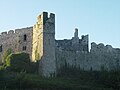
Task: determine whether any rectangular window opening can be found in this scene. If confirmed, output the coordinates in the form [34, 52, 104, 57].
[23, 46, 26, 51]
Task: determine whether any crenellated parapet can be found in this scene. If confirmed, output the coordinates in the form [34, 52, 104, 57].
[34, 12, 55, 34]
[8, 30, 14, 34]
[0, 27, 32, 38]
[0, 30, 15, 41]
[0, 31, 14, 37]
[1, 31, 7, 35]
[90, 42, 117, 54]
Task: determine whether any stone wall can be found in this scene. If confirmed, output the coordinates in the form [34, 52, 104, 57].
[56, 29, 89, 52]
[0, 27, 33, 63]
[56, 42, 120, 71]
[0, 11, 120, 78]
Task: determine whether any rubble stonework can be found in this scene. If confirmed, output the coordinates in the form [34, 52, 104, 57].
[32, 12, 56, 77]
[0, 27, 33, 63]
[0, 12, 120, 77]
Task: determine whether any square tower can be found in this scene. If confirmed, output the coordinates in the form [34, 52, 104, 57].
[32, 12, 56, 77]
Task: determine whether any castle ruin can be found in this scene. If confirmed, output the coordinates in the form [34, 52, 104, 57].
[0, 12, 120, 77]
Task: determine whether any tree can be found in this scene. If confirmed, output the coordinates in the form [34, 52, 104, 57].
[2, 48, 13, 63]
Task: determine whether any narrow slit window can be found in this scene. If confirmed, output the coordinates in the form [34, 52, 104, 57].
[48, 39, 50, 45]
[24, 34, 27, 41]
[23, 46, 26, 51]
[0, 45, 2, 52]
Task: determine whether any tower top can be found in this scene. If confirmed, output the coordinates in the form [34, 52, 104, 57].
[74, 28, 78, 38]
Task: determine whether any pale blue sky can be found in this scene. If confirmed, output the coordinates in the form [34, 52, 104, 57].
[0, 0, 120, 48]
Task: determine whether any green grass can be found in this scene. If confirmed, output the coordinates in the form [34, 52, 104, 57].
[0, 71, 115, 90]
[0, 62, 120, 90]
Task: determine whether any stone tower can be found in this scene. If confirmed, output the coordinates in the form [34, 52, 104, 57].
[32, 12, 56, 77]
[81, 34, 89, 52]
[72, 28, 79, 46]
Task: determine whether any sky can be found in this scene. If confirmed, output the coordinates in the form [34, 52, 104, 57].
[0, 0, 120, 48]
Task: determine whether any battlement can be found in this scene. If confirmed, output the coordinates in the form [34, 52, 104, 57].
[0, 27, 33, 38]
[90, 42, 115, 53]
[0, 31, 15, 39]
[8, 30, 14, 34]
[1, 32, 7, 36]
[37, 12, 55, 25]
[41, 12, 55, 20]
[15, 27, 33, 33]
[34, 12, 55, 35]
[81, 35, 89, 40]
[91, 42, 113, 49]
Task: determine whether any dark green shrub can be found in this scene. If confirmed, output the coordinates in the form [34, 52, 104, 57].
[4, 53, 37, 73]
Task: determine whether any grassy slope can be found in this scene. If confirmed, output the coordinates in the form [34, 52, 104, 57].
[0, 71, 114, 90]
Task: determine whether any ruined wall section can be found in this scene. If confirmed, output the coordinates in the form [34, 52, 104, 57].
[55, 29, 90, 71]
[15, 27, 33, 59]
[56, 42, 120, 71]
[0, 27, 33, 63]
[55, 39, 72, 51]
[72, 28, 79, 46]
[55, 48, 90, 71]
[80, 35, 89, 52]
[90, 42, 120, 71]
[56, 29, 89, 52]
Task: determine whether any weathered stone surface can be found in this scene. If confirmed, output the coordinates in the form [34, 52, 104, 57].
[32, 12, 56, 77]
[56, 41, 120, 72]
[0, 11, 120, 77]
[0, 27, 33, 63]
